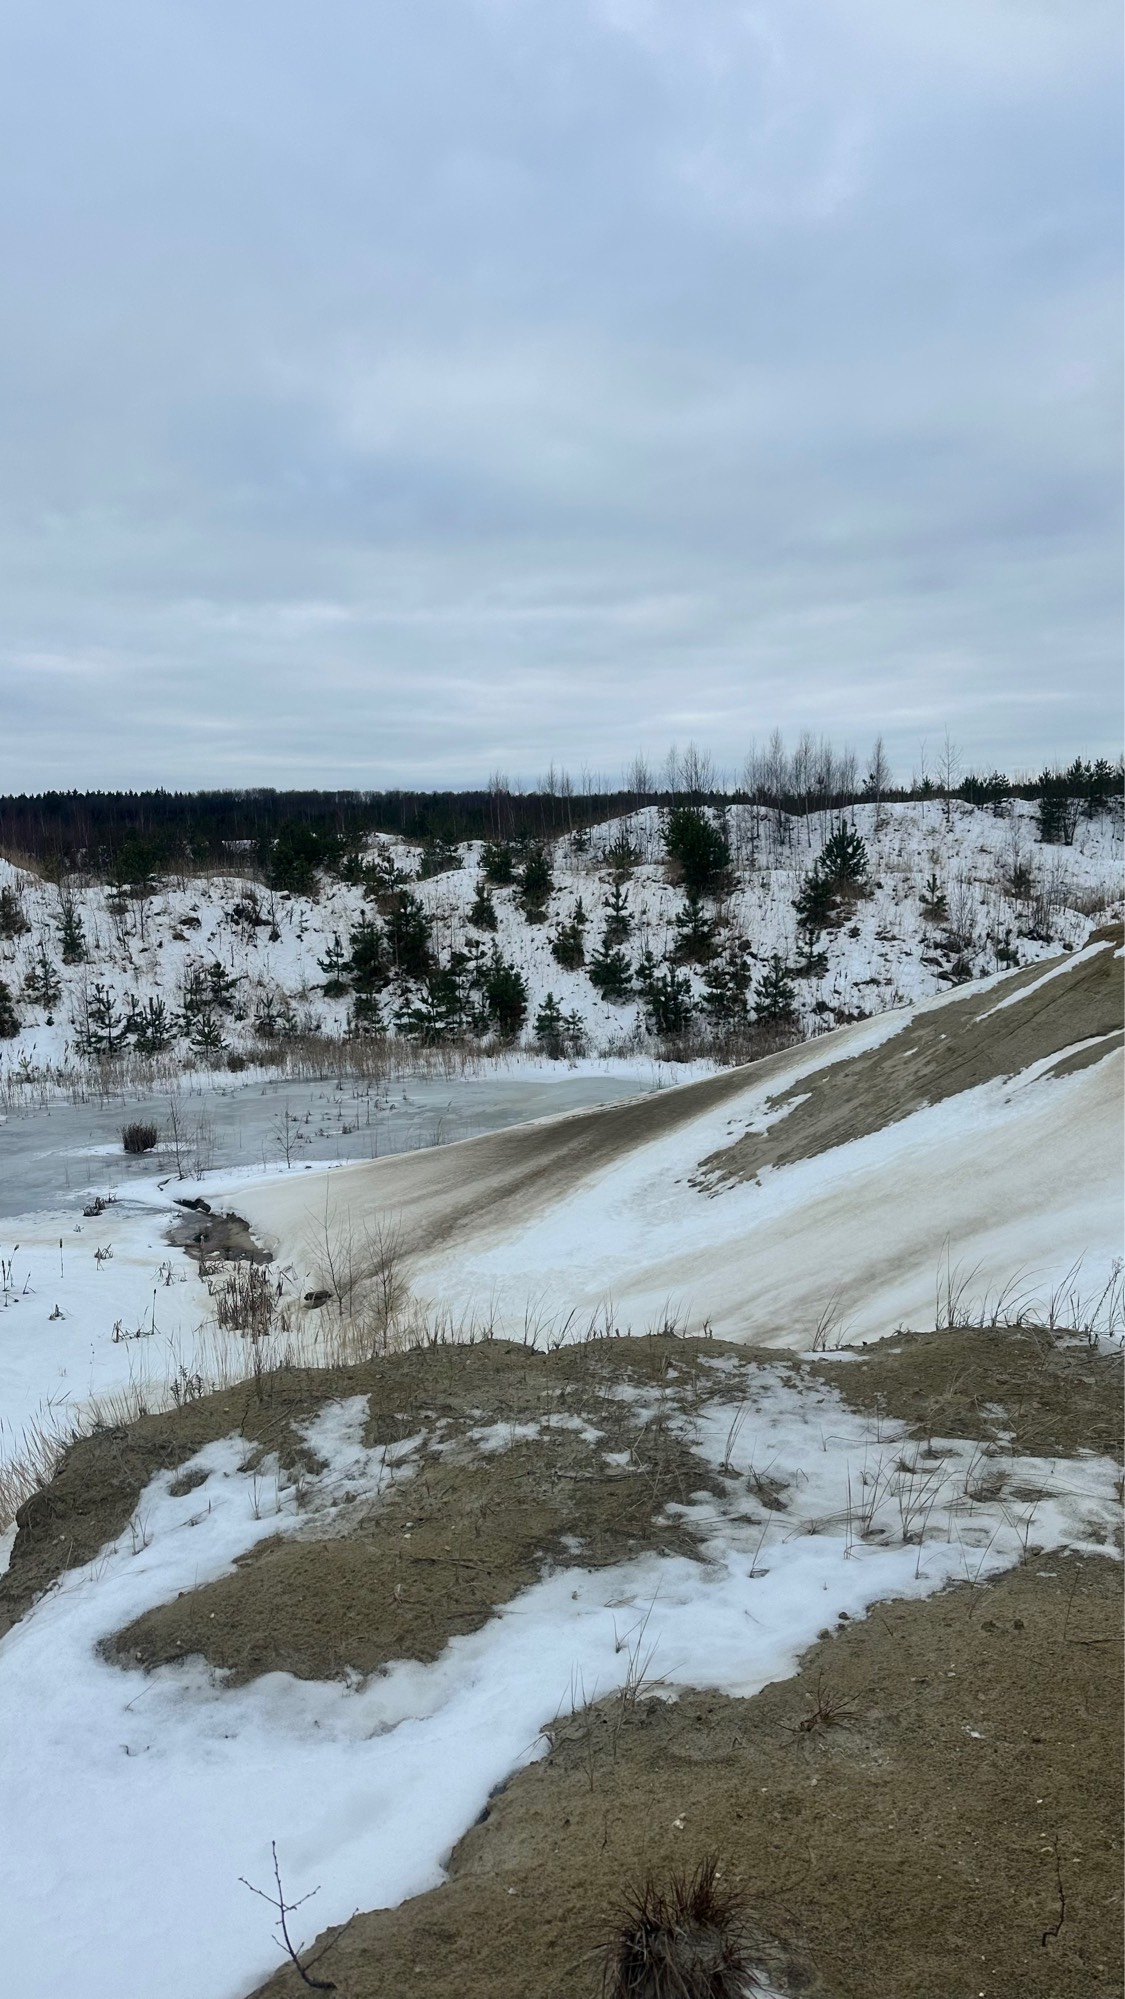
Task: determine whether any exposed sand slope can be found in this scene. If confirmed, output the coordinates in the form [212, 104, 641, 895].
[236, 934, 1123, 1347]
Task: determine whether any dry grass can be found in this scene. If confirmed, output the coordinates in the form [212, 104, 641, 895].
[600, 1856, 757, 1999]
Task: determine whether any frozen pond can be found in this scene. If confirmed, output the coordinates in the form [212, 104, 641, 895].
[0, 1067, 661, 1220]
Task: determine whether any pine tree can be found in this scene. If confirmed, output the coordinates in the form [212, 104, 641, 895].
[1036, 770, 1081, 846]
[819, 821, 869, 888]
[417, 837, 462, 880]
[601, 880, 632, 949]
[604, 831, 641, 877]
[481, 947, 528, 1038]
[317, 932, 351, 998]
[662, 804, 730, 895]
[518, 846, 553, 923]
[794, 866, 835, 949]
[671, 889, 719, 964]
[550, 899, 587, 969]
[383, 890, 433, 979]
[480, 841, 516, 885]
[397, 962, 469, 1042]
[534, 992, 566, 1058]
[468, 883, 498, 932]
[189, 1004, 225, 1054]
[349, 988, 384, 1035]
[701, 940, 753, 1023]
[127, 995, 174, 1053]
[588, 939, 633, 1002]
[0, 887, 29, 938]
[0, 978, 19, 1039]
[23, 942, 62, 1010]
[205, 960, 239, 1012]
[534, 992, 586, 1058]
[58, 896, 87, 965]
[79, 982, 126, 1056]
[754, 953, 797, 1027]
[643, 965, 694, 1036]
[346, 915, 390, 994]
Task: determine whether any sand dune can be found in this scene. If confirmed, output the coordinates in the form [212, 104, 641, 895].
[237, 933, 1123, 1347]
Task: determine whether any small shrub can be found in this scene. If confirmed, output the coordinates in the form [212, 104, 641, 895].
[601, 1854, 756, 1998]
[212, 1261, 276, 1338]
[122, 1121, 159, 1154]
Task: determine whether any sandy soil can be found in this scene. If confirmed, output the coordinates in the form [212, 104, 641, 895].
[227, 935, 1123, 1346]
[248, 1553, 1123, 1999]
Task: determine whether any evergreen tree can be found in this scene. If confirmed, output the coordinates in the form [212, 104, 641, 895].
[468, 882, 498, 932]
[0, 978, 19, 1038]
[920, 872, 949, 924]
[754, 953, 797, 1027]
[23, 942, 62, 1010]
[671, 888, 719, 964]
[346, 915, 390, 994]
[534, 991, 587, 1058]
[58, 896, 87, 965]
[662, 804, 730, 895]
[79, 982, 126, 1056]
[205, 960, 239, 1011]
[126, 995, 174, 1053]
[349, 988, 384, 1035]
[383, 889, 433, 979]
[701, 940, 753, 1023]
[362, 846, 408, 906]
[604, 831, 641, 877]
[601, 880, 632, 949]
[643, 964, 695, 1036]
[261, 821, 337, 894]
[819, 820, 870, 889]
[417, 837, 462, 879]
[793, 866, 835, 949]
[480, 947, 528, 1038]
[1036, 769, 1082, 846]
[317, 932, 351, 998]
[397, 958, 472, 1042]
[588, 938, 633, 1002]
[550, 899, 587, 969]
[480, 841, 515, 885]
[1085, 758, 1121, 818]
[188, 1004, 225, 1054]
[518, 845, 553, 923]
[0, 887, 29, 938]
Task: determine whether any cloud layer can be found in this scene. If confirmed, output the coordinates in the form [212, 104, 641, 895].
[1, 0, 1120, 787]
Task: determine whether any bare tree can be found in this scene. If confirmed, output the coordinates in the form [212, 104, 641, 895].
[240, 1842, 347, 1992]
[938, 730, 961, 829]
[680, 741, 716, 801]
[864, 735, 892, 832]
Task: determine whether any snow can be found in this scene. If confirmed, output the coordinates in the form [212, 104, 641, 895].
[0, 1363, 1117, 1999]
[1, 799, 1120, 1090]
[0, 800, 1119, 1998]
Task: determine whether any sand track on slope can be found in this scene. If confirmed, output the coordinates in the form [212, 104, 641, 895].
[233, 938, 1123, 1347]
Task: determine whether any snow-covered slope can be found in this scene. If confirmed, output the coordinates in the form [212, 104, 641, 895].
[1, 797, 1121, 1084]
[239, 933, 1124, 1348]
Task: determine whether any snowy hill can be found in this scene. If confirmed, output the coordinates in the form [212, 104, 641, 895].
[0, 795, 1121, 1089]
[240, 930, 1124, 1349]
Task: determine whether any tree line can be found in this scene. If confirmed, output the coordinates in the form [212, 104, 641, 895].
[0, 740, 1118, 875]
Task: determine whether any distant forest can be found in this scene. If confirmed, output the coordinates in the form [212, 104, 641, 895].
[0, 743, 1119, 877]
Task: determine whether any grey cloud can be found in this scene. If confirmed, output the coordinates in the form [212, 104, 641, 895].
[0, 0, 1119, 788]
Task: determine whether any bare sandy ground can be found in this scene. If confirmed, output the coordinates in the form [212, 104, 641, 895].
[234, 937, 1123, 1348]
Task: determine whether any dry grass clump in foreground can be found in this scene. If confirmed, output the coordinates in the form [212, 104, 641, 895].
[248, 1555, 1123, 1999]
[601, 1855, 758, 1998]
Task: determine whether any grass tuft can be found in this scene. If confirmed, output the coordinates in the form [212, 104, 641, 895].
[121, 1119, 159, 1154]
[601, 1854, 758, 1998]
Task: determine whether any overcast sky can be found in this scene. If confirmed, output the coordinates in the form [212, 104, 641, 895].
[0, 0, 1120, 792]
